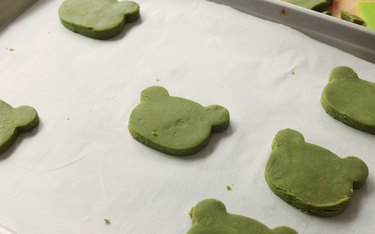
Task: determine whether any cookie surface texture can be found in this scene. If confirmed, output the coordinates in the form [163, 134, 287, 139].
[265, 129, 368, 216]
[128, 86, 230, 156]
[321, 66, 375, 134]
[187, 199, 298, 234]
[0, 99, 39, 153]
[58, 0, 140, 39]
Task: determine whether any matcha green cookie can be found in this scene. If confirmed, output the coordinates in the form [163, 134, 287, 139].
[0, 99, 39, 154]
[187, 199, 298, 234]
[58, 0, 140, 40]
[265, 129, 368, 217]
[286, 0, 332, 12]
[128, 86, 230, 156]
[321, 66, 375, 134]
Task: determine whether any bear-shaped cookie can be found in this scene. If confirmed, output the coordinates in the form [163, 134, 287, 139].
[128, 86, 230, 156]
[58, 0, 140, 39]
[265, 128, 368, 216]
[187, 199, 298, 234]
[321, 66, 375, 134]
[0, 99, 39, 154]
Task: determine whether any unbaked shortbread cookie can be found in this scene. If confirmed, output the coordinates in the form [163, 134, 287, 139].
[265, 129, 368, 216]
[321, 66, 375, 134]
[58, 0, 140, 39]
[0, 99, 39, 153]
[187, 199, 298, 234]
[128, 86, 230, 156]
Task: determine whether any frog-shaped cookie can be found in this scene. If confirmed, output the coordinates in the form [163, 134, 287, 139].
[0, 99, 39, 154]
[321, 66, 375, 134]
[128, 86, 230, 156]
[187, 199, 298, 234]
[59, 0, 140, 39]
[265, 129, 368, 216]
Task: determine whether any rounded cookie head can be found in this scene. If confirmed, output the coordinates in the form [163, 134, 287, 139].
[59, 0, 140, 39]
[0, 100, 39, 154]
[266, 128, 369, 216]
[128, 86, 230, 156]
[187, 199, 298, 234]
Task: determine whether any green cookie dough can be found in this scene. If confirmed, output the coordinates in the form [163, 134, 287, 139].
[285, 0, 332, 12]
[265, 129, 368, 217]
[128, 86, 230, 156]
[0, 99, 39, 154]
[58, 0, 140, 40]
[187, 199, 298, 234]
[341, 11, 366, 26]
[321, 66, 375, 134]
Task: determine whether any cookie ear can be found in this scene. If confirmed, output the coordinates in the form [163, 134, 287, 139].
[119, 1, 140, 23]
[272, 129, 305, 150]
[141, 86, 169, 102]
[329, 66, 360, 83]
[14, 106, 39, 132]
[342, 156, 369, 189]
[272, 226, 298, 234]
[190, 199, 227, 220]
[203, 105, 230, 132]
[0, 99, 14, 112]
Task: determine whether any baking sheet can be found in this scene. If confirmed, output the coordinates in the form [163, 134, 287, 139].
[0, 0, 37, 31]
[0, 0, 374, 233]
[211, 0, 375, 63]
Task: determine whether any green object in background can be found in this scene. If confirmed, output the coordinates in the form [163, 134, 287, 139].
[187, 199, 298, 234]
[357, 1, 375, 30]
[341, 11, 366, 26]
[265, 129, 368, 217]
[129, 86, 230, 156]
[286, 0, 332, 12]
[0, 99, 39, 154]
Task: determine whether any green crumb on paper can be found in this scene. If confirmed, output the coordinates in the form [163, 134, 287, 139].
[104, 218, 111, 224]
[156, 79, 160, 82]
[291, 71, 296, 75]
[226, 185, 232, 191]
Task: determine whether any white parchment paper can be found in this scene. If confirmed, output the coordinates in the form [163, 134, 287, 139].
[0, 0, 374, 233]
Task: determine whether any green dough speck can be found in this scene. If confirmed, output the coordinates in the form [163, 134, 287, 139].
[58, 0, 140, 40]
[104, 218, 111, 225]
[321, 66, 375, 134]
[187, 199, 298, 234]
[265, 129, 368, 217]
[226, 185, 232, 191]
[0, 99, 39, 154]
[128, 86, 230, 156]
